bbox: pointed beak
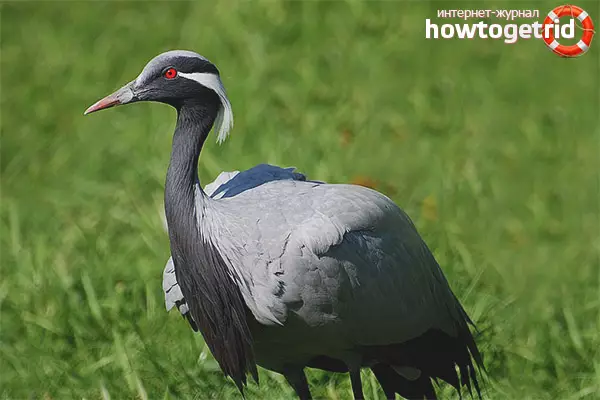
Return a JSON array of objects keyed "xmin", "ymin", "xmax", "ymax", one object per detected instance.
[{"xmin": 84, "ymin": 81, "xmax": 137, "ymax": 115}]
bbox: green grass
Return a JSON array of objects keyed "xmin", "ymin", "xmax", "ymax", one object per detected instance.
[{"xmin": 1, "ymin": 1, "xmax": 599, "ymax": 399}]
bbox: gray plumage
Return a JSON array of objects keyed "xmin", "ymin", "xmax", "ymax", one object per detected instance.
[
  {"xmin": 86, "ymin": 50, "xmax": 483, "ymax": 400},
  {"xmin": 163, "ymin": 164, "xmax": 313, "ymax": 326}
]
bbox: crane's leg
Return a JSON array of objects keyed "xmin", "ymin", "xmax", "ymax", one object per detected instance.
[
  {"xmin": 349, "ymin": 367, "xmax": 364, "ymax": 400},
  {"xmin": 341, "ymin": 353, "xmax": 364, "ymax": 400},
  {"xmin": 283, "ymin": 368, "xmax": 311, "ymax": 400}
]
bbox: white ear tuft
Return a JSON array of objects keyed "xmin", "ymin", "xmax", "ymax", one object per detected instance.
[
  {"xmin": 213, "ymin": 84, "xmax": 233, "ymax": 144},
  {"xmin": 178, "ymin": 72, "xmax": 234, "ymax": 143}
]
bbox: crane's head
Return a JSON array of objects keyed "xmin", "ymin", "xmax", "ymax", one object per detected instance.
[{"xmin": 84, "ymin": 50, "xmax": 233, "ymax": 142}]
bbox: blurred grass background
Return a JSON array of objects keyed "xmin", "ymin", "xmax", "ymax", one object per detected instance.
[{"xmin": 1, "ymin": 1, "xmax": 599, "ymax": 399}]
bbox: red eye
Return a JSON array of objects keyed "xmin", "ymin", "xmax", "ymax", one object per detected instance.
[{"xmin": 164, "ymin": 68, "xmax": 177, "ymax": 79}]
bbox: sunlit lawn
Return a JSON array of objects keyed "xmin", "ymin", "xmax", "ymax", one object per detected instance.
[{"xmin": 1, "ymin": 1, "xmax": 598, "ymax": 399}]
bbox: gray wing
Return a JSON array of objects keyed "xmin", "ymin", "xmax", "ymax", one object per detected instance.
[
  {"xmin": 210, "ymin": 181, "xmax": 465, "ymax": 344},
  {"xmin": 162, "ymin": 164, "xmax": 314, "ymax": 327}
]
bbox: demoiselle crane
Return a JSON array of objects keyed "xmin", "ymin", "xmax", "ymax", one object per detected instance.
[{"xmin": 85, "ymin": 50, "xmax": 483, "ymax": 399}]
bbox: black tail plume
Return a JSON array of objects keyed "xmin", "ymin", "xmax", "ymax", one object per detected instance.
[
  {"xmin": 372, "ymin": 363, "xmax": 437, "ymax": 400},
  {"xmin": 363, "ymin": 327, "xmax": 484, "ymax": 399}
]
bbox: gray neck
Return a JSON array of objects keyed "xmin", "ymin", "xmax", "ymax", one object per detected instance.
[{"xmin": 163, "ymin": 101, "xmax": 257, "ymax": 390}]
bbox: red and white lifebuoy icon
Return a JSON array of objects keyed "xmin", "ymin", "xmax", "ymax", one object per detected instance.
[{"xmin": 543, "ymin": 5, "xmax": 595, "ymax": 57}]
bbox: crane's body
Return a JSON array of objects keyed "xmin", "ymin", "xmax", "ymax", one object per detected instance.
[{"xmin": 86, "ymin": 50, "xmax": 483, "ymax": 399}]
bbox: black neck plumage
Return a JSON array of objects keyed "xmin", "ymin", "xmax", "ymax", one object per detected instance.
[{"xmin": 164, "ymin": 100, "xmax": 257, "ymax": 391}]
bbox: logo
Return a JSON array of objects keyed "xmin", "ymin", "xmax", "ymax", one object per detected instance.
[
  {"xmin": 426, "ymin": 5, "xmax": 595, "ymax": 57},
  {"xmin": 542, "ymin": 5, "xmax": 595, "ymax": 57}
]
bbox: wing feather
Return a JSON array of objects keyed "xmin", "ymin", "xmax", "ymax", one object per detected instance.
[{"xmin": 244, "ymin": 183, "xmax": 463, "ymax": 342}]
